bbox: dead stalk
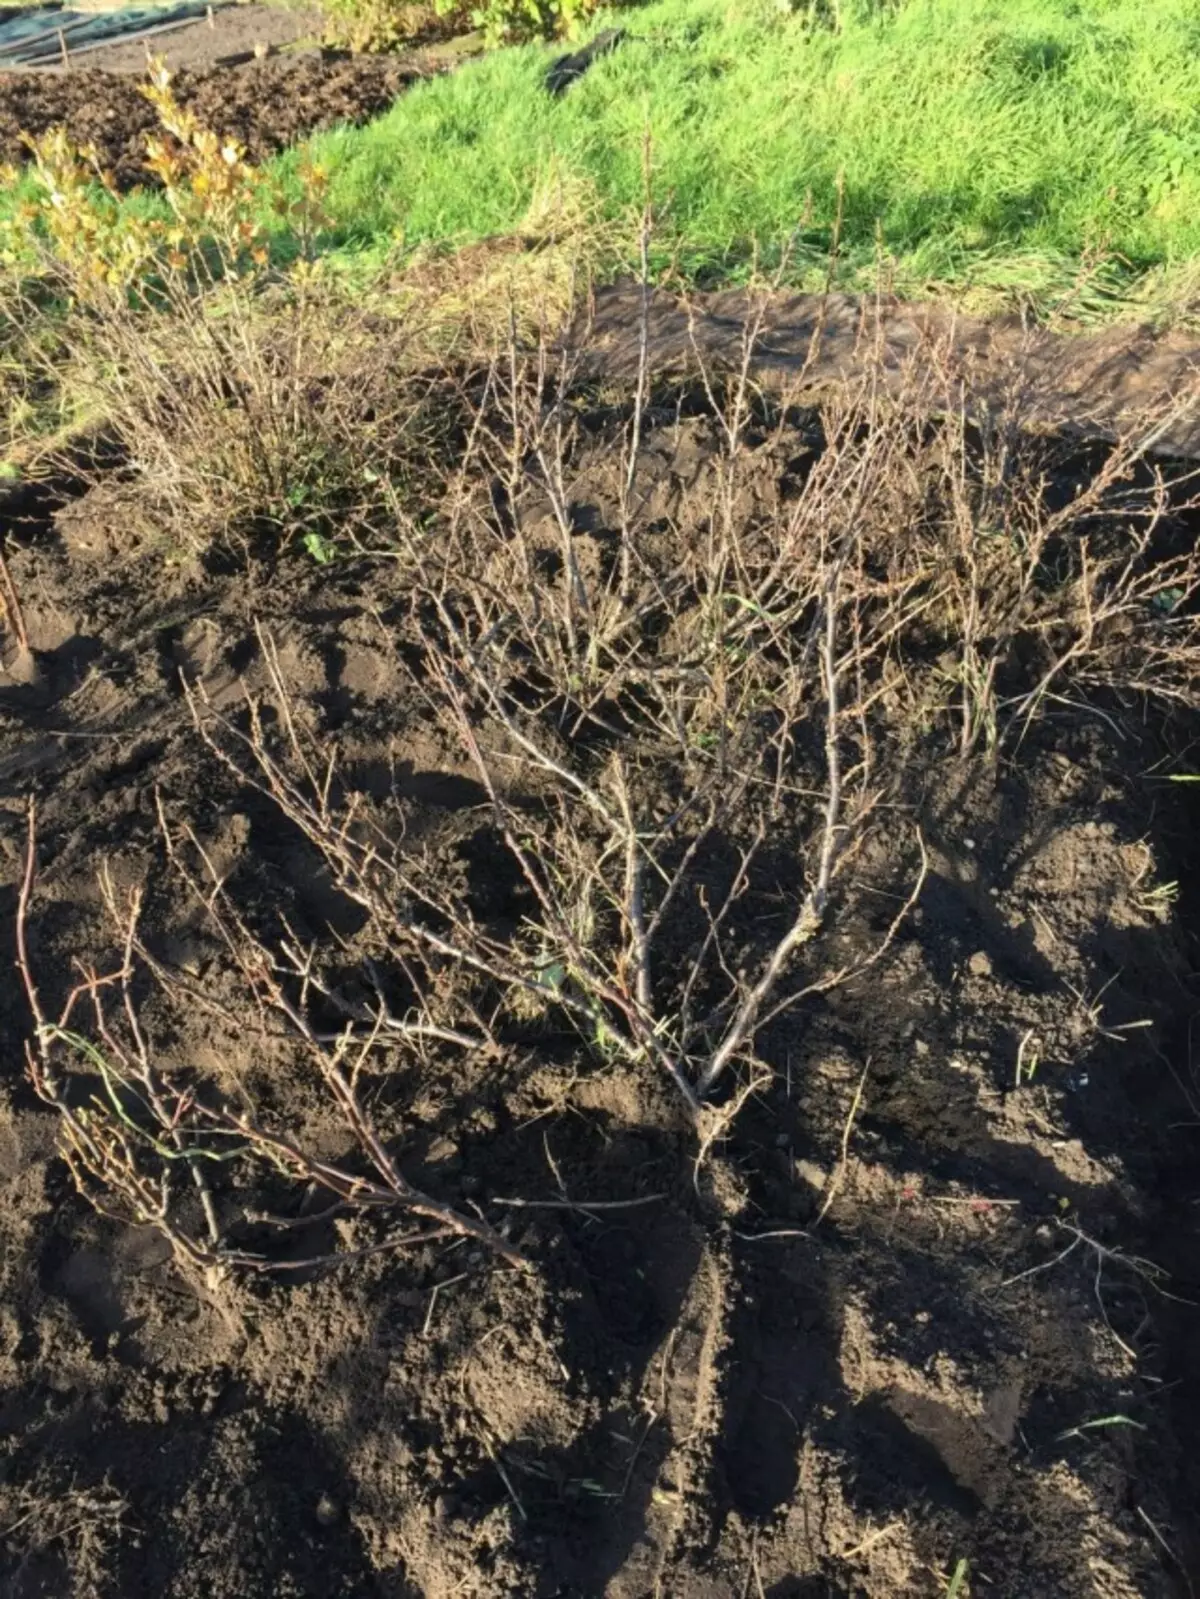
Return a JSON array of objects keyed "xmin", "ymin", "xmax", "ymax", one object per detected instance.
[
  {"xmin": 697, "ymin": 581, "xmax": 845, "ymax": 1098},
  {"xmin": 17, "ymin": 801, "xmax": 528, "ymax": 1275},
  {"xmin": 813, "ymin": 1058, "xmax": 870, "ymax": 1228},
  {"xmin": 0, "ymin": 540, "xmax": 29, "ymax": 655}
]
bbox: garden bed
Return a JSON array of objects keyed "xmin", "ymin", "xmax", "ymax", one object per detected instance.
[
  {"xmin": 1, "ymin": 311, "xmax": 1198, "ymax": 1595},
  {"xmin": 0, "ymin": 46, "xmax": 431, "ymax": 189}
]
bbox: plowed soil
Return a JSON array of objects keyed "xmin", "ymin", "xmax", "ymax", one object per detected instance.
[
  {"xmin": 0, "ymin": 48, "xmax": 427, "ymax": 189},
  {"xmin": 1, "ymin": 345, "xmax": 1199, "ymax": 1599},
  {"xmin": 582, "ymin": 283, "xmax": 1200, "ymax": 460}
]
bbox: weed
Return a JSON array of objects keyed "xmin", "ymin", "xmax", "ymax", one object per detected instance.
[
  {"xmin": 1015, "ymin": 1030, "xmax": 1041, "ymax": 1087},
  {"xmin": 944, "ymin": 1559, "xmax": 971, "ymax": 1599},
  {"xmin": 1132, "ymin": 852, "xmax": 1181, "ymax": 921}
]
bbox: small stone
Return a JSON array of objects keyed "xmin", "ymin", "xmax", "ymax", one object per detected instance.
[
  {"xmin": 967, "ymin": 950, "xmax": 993, "ymax": 979},
  {"xmin": 425, "ymin": 1137, "xmax": 461, "ymax": 1170},
  {"xmin": 794, "ymin": 1159, "xmax": 827, "ymax": 1192},
  {"xmin": 963, "ymin": 837, "xmax": 976, "ymax": 851},
  {"xmin": 315, "ymin": 1495, "xmax": 339, "ymax": 1527},
  {"xmin": 914, "ymin": 1039, "xmax": 930, "ymax": 1058}
]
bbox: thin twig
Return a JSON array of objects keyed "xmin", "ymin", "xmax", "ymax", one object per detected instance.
[
  {"xmin": 0, "ymin": 540, "xmax": 29, "ymax": 654},
  {"xmin": 491, "ymin": 1193, "xmax": 666, "ymax": 1212},
  {"xmin": 422, "ymin": 1271, "xmax": 470, "ymax": 1337},
  {"xmin": 813, "ymin": 1059, "xmax": 870, "ymax": 1228}
]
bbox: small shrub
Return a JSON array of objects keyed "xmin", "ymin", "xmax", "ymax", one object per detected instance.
[
  {"xmin": 321, "ymin": 0, "xmax": 450, "ymax": 54},
  {"xmin": 440, "ymin": 0, "xmax": 609, "ymax": 45},
  {"xmin": 324, "ymin": 0, "xmax": 613, "ymax": 53},
  {"xmin": 0, "ymin": 64, "xmax": 430, "ymax": 555}
]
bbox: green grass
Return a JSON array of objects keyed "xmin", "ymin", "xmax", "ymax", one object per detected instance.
[
  {"xmin": 8, "ymin": 0, "xmax": 1200, "ymax": 319},
  {"xmin": 278, "ymin": 0, "xmax": 1200, "ymax": 317}
]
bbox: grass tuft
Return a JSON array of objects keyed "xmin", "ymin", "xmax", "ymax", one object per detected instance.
[{"xmin": 290, "ymin": 0, "xmax": 1200, "ymax": 319}]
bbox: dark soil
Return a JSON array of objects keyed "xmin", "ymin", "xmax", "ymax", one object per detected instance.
[
  {"xmin": 1, "ymin": 358, "xmax": 1200, "ymax": 1598},
  {"xmin": 0, "ymin": 48, "xmax": 427, "ymax": 189},
  {"xmin": 583, "ymin": 282, "xmax": 1200, "ymax": 461}
]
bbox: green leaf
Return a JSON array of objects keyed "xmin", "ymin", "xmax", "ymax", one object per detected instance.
[{"xmin": 302, "ymin": 531, "xmax": 338, "ymax": 565}]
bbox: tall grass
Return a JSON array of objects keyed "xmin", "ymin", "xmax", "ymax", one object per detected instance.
[{"xmin": 294, "ymin": 0, "xmax": 1200, "ymax": 313}]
